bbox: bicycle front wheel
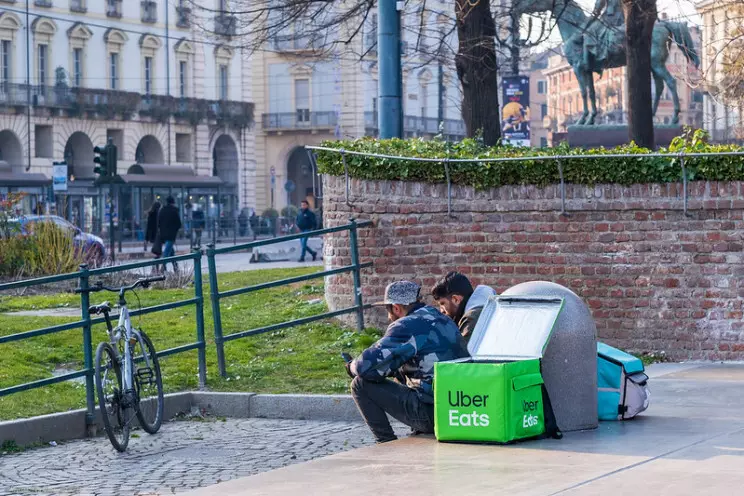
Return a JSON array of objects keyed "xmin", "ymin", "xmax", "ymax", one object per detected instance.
[
  {"xmin": 133, "ymin": 330, "xmax": 164, "ymax": 434},
  {"xmin": 95, "ymin": 342, "xmax": 131, "ymax": 452}
]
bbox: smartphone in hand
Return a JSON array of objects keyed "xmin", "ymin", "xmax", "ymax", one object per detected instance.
[{"xmin": 341, "ymin": 352, "xmax": 353, "ymax": 363}]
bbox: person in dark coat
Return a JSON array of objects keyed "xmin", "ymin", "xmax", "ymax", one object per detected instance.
[
  {"xmin": 157, "ymin": 197, "xmax": 182, "ymax": 271},
  {"xmin": 295, "ymin": 200, "xmax": 317, "ymax": 262},
  {"xmin": 145, "ymin": 201, "xmax": 161, "ymax": 257},
  {"xmin": 348, "ymin": 280, "xmax": 469, "ymax": 443},
  {"xmin": 191, "ymin": 206, "xmax": 205, "ymax": 247}
]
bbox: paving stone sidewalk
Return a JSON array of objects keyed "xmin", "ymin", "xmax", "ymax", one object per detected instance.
[{"xmin": 0, "ymin": 417, "xmax": 404, "ymax": 496}]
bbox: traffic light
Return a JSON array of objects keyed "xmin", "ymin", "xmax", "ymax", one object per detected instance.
[
  {"xmin": 93, "ymin": 145, "xmax": 108, "ymax": 177},
  {"xmin": 93, "ymin": 139, "xmax": 118, "ymax": 179}
]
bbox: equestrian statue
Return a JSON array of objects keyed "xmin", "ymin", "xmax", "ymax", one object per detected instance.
[{"xmin": 515, "ymin": 0, "xmax": 700, "ymax": 125}]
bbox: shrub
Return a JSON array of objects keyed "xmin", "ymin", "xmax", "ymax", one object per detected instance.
[
  {"xmin": 314, "ymin": 129, "xmax": 744, "ymax": 189},
  {"xmin": 281, "ymin": 205, "xmax": 299, "ymax": 220},
  {"xmin": 0, "ymin": 221, "xmax": 85, "ymax": 278},
  {"xmin": 261, "ymin": 208, "xmax": 279, "ymax": 220}
]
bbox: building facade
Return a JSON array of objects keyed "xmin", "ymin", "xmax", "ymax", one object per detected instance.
[
  {"xmin": 697, "ymin": 0, "xmax": 744, "ymax": 142},
  {"xmin": 251, "ymin": 2, "xmax": 467, "ymax": 214},
  {"xmin": 0, "ymin": 0, "xmax": 254, "ymax": 238}
]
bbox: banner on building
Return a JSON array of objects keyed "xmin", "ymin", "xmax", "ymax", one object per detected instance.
[
  {"xmin": 501, "ymin": 76, "xmax": 531, "ymax": 147},
  {"xmin": 52, "ymin": 162, "xmax": 68, "ymax": 192}
]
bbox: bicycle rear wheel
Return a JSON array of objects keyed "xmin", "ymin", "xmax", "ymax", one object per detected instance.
[
  {"xmin": 133, "ymin": 330, "xmax": 164, "ymax": 434},
  {"xmin": 95, "ymin": 342, "xmax": 131, "ymax": 452}
]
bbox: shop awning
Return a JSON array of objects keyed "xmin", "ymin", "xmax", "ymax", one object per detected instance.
[
  {"xmin": 119, "ymin": 164, "xmax": 224, "ymax": 188},
  {"xmin": 0, "ymin": 161, "xmax": 51, "ymax": 187}
]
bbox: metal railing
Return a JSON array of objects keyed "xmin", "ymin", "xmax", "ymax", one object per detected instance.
[
  {"xmin": 306, "ymin": 146, "xmax": 744, "ymax": 218},
  {"xmin": 262, "ymin": 111, "xmax": 338, "ymax": 130},
  {"xmin": 207, "ymin": 219, "xmax": 372, "ymax": 377},
  {"xmin": 0, "ymin": 251, "xmax": 207, "ymax": 429}
]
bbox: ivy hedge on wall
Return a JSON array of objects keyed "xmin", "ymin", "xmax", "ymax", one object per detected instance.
[{"xmin": 314, "ymin": 130, "xmax": 744, "ymax": 189}]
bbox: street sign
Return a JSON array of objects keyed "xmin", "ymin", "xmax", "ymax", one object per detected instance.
[
  {"xmin": 270, "ymin": 166, "xmax": 276, "ymax": 187},
  {"xmin": 270, "ymin": 166, "xmax": 276, "ymax": 175},
  {"xmin": 52, "ymin": 162, "xmax": 68, "ymax": 192}
]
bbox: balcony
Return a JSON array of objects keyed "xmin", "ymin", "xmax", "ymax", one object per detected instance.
[
  {"xmin": 141, "ymin": 0, "xmax": 157, "ymax": 23},
  {"xmin": 0, "ymin": 83, "xmax": 254, "ymax": 129},
  {"xmin": 70, "ymin": 0, "xmax": 86, "ymax": 12},
  {"xmin": 34, "ymin": 0, "xmax": 52, "ymax": 7},
  {"xmin": 364, "ymin": 111, "xmax": 466, "ymax": 139},
  {"xmin": 215, "ymin": 14, "xmax": 237, "ymax": 37},
  {"xmin": 262, "ymin": 111, "xmax": 338, "ymax": 131},
  {"xmin": 176, "ymin": 6, "xmax": 191, "ymax": 28},
  {"xmin": 106, "ymin": 0, "xmax": 122, "ymax": 18}
]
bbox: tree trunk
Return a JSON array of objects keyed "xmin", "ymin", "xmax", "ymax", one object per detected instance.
[
  {"xmin": 455, "ymin": 0, "xmax": 501, "ymax": 146},
  {"xmin": 622, "ymin": 0, "xmax": 657, "ymax": 149}
]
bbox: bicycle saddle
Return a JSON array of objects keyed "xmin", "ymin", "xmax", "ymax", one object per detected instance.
[{"xmin": 89, "ymin": 302, "xmax": 112, "ymax": 315}]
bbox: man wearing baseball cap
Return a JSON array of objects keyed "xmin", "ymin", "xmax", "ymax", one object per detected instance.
[{"xmin": 346, "ymin": 280, "xmax": 469, "ymax": 443}]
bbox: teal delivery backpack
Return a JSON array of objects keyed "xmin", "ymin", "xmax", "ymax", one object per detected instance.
[{"xmin": 597, "ymin": 343, "xmax": 650, "ymax": 421}]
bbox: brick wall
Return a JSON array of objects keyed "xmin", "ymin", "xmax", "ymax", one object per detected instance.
[{"xmin": 323, "ymin": 175, "xmax": 744, "ymax": 360}]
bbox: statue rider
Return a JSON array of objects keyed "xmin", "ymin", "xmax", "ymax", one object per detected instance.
[{"xmin": 581, "ymin": 0, "xmax": 624, "ymax": 74}]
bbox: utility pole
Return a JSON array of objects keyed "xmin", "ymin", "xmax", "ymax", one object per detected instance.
[
  {"xmin": 165, "ymin": 0, "xmax": 172, "ymax": 165},
  {"xmin": 378, "ymin": 0, "xmax": 402, "ymax": 138},
  {"xmin": 438, "ymin": 62, "xmax": 444, "ymax": 128}
]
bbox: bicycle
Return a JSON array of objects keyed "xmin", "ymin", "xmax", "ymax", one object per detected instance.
[{"xmin": 77, "ymin": 276, "xmax": 166, "ymax": 452}]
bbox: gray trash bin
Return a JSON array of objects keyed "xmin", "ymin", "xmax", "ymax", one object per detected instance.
[{"xmin": 502, "ymin": 281, "xmax": 598, "ymax": 432}]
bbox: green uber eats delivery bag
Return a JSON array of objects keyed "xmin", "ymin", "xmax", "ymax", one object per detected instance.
[{"xmin": 434, "ymin": 296, "xmax": 564, "ymax": 444}]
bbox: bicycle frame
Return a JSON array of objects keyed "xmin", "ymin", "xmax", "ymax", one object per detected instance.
[{"xmin": 105, "ymin": 300, "xmax": 151, "ymax": 395}]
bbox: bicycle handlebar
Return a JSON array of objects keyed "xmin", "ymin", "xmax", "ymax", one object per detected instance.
[{"xmin": 75, "ymin": 275, "xmax": 166, "ymax": 294}]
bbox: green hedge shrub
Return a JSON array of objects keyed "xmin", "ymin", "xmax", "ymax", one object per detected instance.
[{"xmin": 315, "ymin": 129, "xmax": 744, "ymax": 189}]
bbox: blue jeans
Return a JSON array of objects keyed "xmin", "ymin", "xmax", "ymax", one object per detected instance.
[
  {"xmin": 162, "ymin": 240, "xmax": 177, "ymax": 271},
  {"xmin": 300, "ymin": 231, "xmax": 316, "ymax": 260}
]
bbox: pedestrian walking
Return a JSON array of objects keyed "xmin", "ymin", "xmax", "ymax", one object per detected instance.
[
  {"xmin": 157, "ymin": 196, "xmax": 182, "ymax": 272},
  {"xmin": 238, "ymin": 209, "xmax": 248, "ymax": 237},
  {"xmin": 146, "ymin": 201, "xmax": 162, "ymax": 259},
  {"xmin": 296, "ymin": 200, "xmax": 318, "ymax": 262},
  {"xmin": 192, "ymin": 205, "xmax": 205, "ymax": 247}
]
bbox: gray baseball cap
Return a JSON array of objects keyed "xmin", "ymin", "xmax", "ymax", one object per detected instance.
[{"xmin": 373, "ymin": 280, "xmax": 421, "ymax": 306}]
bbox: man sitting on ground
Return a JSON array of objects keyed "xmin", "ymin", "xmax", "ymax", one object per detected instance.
[
  {"xmin": 431, "ymin": 272, "xmax": 497, "ymax": 344},
  {"xmin": 348, "ymin": 280, "xmax": 469, "ymax": 443}
]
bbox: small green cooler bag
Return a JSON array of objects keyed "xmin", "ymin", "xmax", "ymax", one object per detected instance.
[{"xmin": 434, "ymin": 296, "xmax": 564, "ymax": 444}]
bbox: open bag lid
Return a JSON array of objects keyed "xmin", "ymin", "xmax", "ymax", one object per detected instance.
[{"xmin": 467, "ymin": 296, "xmax": 565, "ymax": 359}]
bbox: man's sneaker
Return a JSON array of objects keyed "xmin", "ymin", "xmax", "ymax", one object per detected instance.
[{"xmin": 298, "ymin": 258, "xmax": 305, "ymax": 263}]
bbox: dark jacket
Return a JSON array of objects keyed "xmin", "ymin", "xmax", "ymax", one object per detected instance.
[
  {"xmin": 192, "ymin": 210, "xmax": 205, "ymax": 230},
  {"xmin": 296, "ymin": 208, "xmax": 317, "ymax": 232},
  {"xmin": 458, "ymin": 285, "xmax": 497, "ymax": 344},
  {"xmin": 145, "ymin": 208, "xmax": 159, "ymax": 243},
  {"xmin": 350, "ymin": 304, "xmax": 469, "ymax": 403},
  {"xmin": 157, "ymin": 204, "xmax": 182, "ymax": 242}
]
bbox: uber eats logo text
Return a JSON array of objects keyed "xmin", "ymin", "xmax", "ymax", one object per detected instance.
[
  {"xmin": 447, "ymin": 391, "xmax": 490, "ymax": 427},
  {"xmin": 522, "ymin": 399, "xmax": 540, "ymax": 428}
]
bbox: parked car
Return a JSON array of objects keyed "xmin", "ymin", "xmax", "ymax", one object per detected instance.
[{"xmin": 11, "ymin": 215, "xmax": 106, "ymax": 267}]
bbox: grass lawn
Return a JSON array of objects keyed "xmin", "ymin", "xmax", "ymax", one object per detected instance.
[{"xmin": 0, "ymin": 267, "xmax": 382, "ymax": 421}]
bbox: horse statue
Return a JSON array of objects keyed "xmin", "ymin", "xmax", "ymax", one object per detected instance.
[{"xmin": 515, "ymin": 0, "xmax": 700, "ymax": 126}]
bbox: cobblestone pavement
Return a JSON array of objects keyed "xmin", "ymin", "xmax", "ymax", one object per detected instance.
[{"xmin": 0, "ymin": 418, "xmax": 404, "ymax": 496}]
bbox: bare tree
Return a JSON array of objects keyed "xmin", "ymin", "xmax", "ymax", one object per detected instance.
[
  {"xmin": 623, "ymin": 0, "xmax": 658, "ymax": 148},
  {"xmin": 186, "ymin": 0, "xmax": 508, "ymax": 145},
  {"xmin": 454, "ymin": 0, "xmax": 502, "ymax": 145}
]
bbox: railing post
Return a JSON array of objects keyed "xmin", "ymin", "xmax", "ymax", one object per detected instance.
[
  {"xmin": 207, "ymin": 243, "xmax": 227, "ymax": 377},
  {"xmin": 348, "ymin": 219, "xmax": 365, "ymax": 332},
  {"xmin": 193, "ymin": 249, "xmax": 207, "ymax": 388},
  {"xmin": 78, "ymin": 263, "xmax": 96, "ymax": 434}
]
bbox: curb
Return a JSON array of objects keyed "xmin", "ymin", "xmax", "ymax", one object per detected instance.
[{"xmin": 0, "ymin": 392, "xmax": 359, "ymax": 448}]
